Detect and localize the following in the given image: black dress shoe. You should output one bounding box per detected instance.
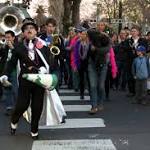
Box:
[80,95,84,100]
[61,115,66,123]
[10,128,16,135]
[32,135,39,140]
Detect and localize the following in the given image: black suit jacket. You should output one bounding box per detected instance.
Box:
[0,45,17,75]
[124,37,148,70]
[4,41,51,76]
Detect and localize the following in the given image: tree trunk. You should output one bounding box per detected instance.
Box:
[118,0,122,33]
[63,0,73,35]
[48,0,64,32]
[34,14,47,27]
[72,0,81,26]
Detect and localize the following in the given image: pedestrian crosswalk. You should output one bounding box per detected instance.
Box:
[32,139,116,150]
[32,87,117,150]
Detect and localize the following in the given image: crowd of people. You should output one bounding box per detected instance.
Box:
[0,17,150,139]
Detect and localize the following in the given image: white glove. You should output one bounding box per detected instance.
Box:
[38,66,48,74]
[0,75,8,83]
[0,75,11,87]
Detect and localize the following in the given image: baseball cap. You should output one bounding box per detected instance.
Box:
[136,45,146,52]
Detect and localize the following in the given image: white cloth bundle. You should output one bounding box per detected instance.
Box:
[23,89,66,126]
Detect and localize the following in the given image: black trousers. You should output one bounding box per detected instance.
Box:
[78,61,89,97]
[127,71,135,94]
[105,67,111,99]
[11,78,45,133]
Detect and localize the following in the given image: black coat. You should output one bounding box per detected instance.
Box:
[0,45,17,75]
[4,41,51,76]
[124,37,148,70]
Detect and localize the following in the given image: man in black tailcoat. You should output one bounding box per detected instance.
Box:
[0,18,52,139]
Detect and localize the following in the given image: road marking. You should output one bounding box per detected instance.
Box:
[61,96,90,101]
[60,85,68,89]
[64,105,91,112]
[39,118,105,129]
[32,139,117,150]
[59,89,79,93]
[59,89,89,94]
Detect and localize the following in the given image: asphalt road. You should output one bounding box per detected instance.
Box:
[0,87,150,150]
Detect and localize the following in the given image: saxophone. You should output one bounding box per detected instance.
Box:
[49,34,61,56]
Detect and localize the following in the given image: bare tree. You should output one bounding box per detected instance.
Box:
[34,5,47,27]
[63,0,81,35]
[48,0,64,32]
[72,0,81,26]
[63,0,72,35]
[123,0,150,26]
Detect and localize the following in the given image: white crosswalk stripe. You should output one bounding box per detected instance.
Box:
[39,118,105,129]
[64,105,91,111]
[60,95,90,101]
[32,88,117,150]
[59,89,89,94]
[32,139,117,150]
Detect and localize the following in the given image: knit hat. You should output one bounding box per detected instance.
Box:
[136,45,146,52]
[75,26,87,33]
[21,18,38,32]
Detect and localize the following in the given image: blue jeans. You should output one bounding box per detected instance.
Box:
[2,72,18,110]
[88,60,108,108]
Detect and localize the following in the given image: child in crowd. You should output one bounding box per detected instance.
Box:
[132,45,149,105]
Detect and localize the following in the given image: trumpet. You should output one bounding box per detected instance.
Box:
[48,34,61,56]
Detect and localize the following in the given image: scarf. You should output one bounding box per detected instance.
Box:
[79,41,89,60]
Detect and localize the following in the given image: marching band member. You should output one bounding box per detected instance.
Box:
[0,30,18,115]
[40,18,65,90]
[0,18,52,139]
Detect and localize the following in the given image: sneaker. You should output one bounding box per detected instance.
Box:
[89,107,98,115]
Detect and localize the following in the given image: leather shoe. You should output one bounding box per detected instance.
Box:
[32,135,39,140]
[31,132,39,140]
[10,128,16,135]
